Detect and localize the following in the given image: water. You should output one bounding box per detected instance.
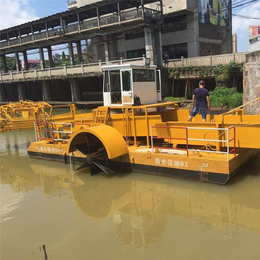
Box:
[1,130,260,260]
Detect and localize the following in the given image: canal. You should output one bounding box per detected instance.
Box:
[1,129,260,260]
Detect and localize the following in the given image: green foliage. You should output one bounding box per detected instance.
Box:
[61,51,66,59]
[209,87,243,108]
[213,61,243,87]
[36,55,92,69]
[0,56,16,71]
[164,97,187,102]
[36,60,51,69]
[169,69,180,79]
[58,58,70,66]
[168,62,243,87]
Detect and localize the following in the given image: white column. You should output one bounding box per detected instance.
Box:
[39,47,46,69]
[68,42,75,65]
[144,27,154,65]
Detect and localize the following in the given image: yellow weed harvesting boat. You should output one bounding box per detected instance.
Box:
[26,64,260,184]
[0,100,81,133]
[0,101,52,132]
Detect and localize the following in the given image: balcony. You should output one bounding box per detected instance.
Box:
[0,8,161,50]
[0,57,146,83]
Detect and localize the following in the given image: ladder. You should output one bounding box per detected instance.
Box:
[93,107,109,126]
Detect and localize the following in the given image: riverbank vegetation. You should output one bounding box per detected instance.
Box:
[209,87,243,108]
[164,97,187,102]
[169,61,243,88]
[165,87,243,109]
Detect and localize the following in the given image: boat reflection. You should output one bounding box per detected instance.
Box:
[1,151,259,249]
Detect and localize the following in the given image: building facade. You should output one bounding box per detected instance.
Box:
[249,25,260,52]
[70,0,233,61]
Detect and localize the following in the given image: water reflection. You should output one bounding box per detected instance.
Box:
[1,138,260,250]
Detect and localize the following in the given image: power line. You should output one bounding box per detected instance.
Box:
[163,0,259,29]
[233,14,260,20]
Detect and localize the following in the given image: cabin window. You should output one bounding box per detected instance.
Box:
[133,70,155,82]
[156,70,160,92]
[110,70,121,91]
[122,71,132,91]
[104,71,109,92]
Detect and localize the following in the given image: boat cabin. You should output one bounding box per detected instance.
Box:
[102,64,162,106]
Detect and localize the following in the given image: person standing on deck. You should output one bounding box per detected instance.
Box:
[187,80,211,122]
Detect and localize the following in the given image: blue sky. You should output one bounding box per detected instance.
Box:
[0,0,259,57]
[30,0,68,18]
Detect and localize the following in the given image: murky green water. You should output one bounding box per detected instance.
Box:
[1,130,260,260]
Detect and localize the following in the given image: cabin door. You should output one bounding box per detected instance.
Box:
[121,70,133,105]
[110,70,122,105]
[103,70,122,106]
[103,71,111,106]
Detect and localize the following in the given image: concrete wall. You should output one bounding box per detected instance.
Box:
[77,0,102,8]
[162,12,198,57]
[149,0,188,13]
[249,38,260,52]
[72,0,231,60]
[198,23,232,55]
[187,0,198,10]
[118,12,199,58]
[118,37,145,55]
[243,51,260,115]
[116,8,231,58]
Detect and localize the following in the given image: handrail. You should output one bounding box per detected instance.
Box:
[53,122,73,141]
[0,57,145,82]
[221,97,260,116]
[168,52,247,68]
[0,7,158,50]
[34,121,91,142]
[34,121,54,141]
[150,125,236,161]
[35,121,73,142]
[151,126,189,157]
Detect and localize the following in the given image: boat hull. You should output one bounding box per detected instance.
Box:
[27,144,260,184]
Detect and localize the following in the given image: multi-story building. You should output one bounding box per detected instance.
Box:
[249,25,260,52]
[69,0,232,61]
[68,0,102,9]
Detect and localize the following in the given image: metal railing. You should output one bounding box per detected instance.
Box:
[73,122,91,127]
[0,57,145,83]
[168,52,247,68]
[52,122,73,142]
[35,121,73,142]
[144,8,161,20]
[150,125,236,161]
[100,13,119,26]
[0,7,158,50]
[121,8,142,21]
[34,121,54,141]
[151,126,189,157]
[34,121,93,142]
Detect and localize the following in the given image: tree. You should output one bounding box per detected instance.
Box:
[58,57,70,66]
[61,51,66,59]
[0,56,16,71]
[36,60,50,69]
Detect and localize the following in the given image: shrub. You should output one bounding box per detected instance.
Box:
[164,97,187,102]
[209,87,243,108]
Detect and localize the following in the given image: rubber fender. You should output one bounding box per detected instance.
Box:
[67,125,128,159]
